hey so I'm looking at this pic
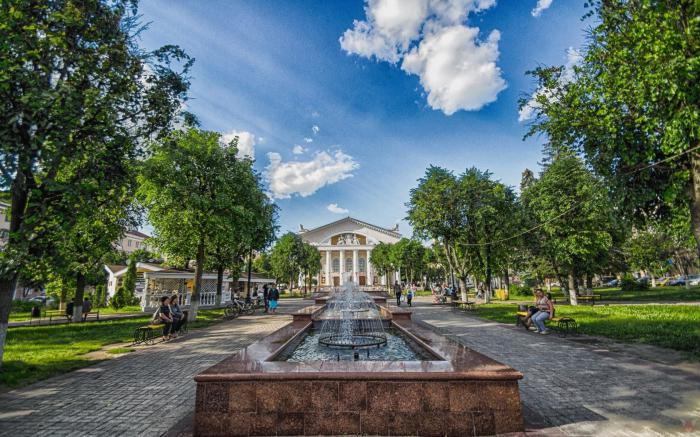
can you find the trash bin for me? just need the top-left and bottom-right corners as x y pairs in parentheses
(31, 305), (41, 318)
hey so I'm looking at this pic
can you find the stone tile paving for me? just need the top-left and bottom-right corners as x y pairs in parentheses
(410, 299), (700, 436)
(0, 299), (309, 437)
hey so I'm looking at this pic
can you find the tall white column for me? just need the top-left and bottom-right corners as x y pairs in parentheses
(339, 250), (345, 285)
(366, 249), (373, 286)
(325, 250), (332, 286)
(352, 250), (359, 283)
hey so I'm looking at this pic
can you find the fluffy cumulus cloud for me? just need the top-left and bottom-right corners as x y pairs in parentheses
(220, 130), (256, 159)
(292, 145), (307, 155)
(265, 150), (360, 199)
(327, 203), (350, 214)
(339, 0), (505, 114)
(312, 125), (320, 134)
(531, 0), (554, 17)
(518, 47), (581, 122)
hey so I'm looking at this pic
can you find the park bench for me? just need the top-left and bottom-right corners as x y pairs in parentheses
(577, 294), (602, 305)
(515, 308), (578, 337)
(452, 300), (475, 311)
(44, 309), (100, 324)
(133, 311), (189, 345)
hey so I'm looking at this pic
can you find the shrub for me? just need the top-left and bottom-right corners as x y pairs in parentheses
(510, 284), (533, 296)
(620, 275), (649, 291)
(11, 299), (36, 313)
(110, 287), (127, 309)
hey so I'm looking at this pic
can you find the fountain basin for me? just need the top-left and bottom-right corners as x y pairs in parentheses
(193, 306), (524, 436)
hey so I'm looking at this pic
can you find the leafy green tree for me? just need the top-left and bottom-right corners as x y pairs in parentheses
(270, 233), (306, 291)
(138, 128), (247, 319)
(122, 256), (137, 300)
(370, 242), (394, 292)
(253, 252), (274, 277)
(300, 243), (321, 295)
(0, 0), (191, 366)
(523, 0), (700, 256)
(521, 150), (615, 304)
(390, 239), (425, 285)
(625, 226), (673, 287)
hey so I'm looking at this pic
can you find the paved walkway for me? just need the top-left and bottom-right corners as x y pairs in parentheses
(0, 300), (308, 437)
(410, 298), (700, 436)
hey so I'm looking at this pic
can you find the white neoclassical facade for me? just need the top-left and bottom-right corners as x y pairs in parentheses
(299, 217), (401, 288)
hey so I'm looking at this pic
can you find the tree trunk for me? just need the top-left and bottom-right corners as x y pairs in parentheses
(484, 247), (492, 303)
(504, 270), (510, 293)
(689, 148), (700, 260)
(568, 272), (579, 306)
(546, 278), (552, 293)
(586, 274), (593, 294)
(59, 287), (68, 312)
(459, 277), (468, 302)
(246, 249), (253, 299)
(651, 273), (656, 288)
(191, 238), (205, 320)
(215, 265), (224, 306)
(0, 276), (17, 368)
(72, 272), (86, 323)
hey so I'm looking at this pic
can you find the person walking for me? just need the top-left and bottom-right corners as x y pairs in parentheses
(268, 285), (280, 313)
(407, 284), (416, 307)
(393, 281), (402, 306)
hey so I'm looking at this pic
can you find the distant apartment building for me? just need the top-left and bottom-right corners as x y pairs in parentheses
(118, 230), (150, 254)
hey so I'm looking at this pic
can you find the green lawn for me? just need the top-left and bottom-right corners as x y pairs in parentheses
(472, 303), (700, 358)
(9, 305), (145, 322)
(1, 308), (227, 389)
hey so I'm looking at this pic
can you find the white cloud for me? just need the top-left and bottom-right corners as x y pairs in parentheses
(265, 150), (360, 199)
(312, 125), (320, 134)
(220, 130), (256, 159)
(327, 203), (350, 214)
(531, 0), (553, 17)
(304, 137), (313, 143)
(292, 145), (307, 155)
(339, 0), (505, 114)
(518, 47), (581, 122)
(401, 26), (506, 114)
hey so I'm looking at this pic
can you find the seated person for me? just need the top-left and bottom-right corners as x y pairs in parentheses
(530, 289), (554, 335)
(81, 297), (92, 321)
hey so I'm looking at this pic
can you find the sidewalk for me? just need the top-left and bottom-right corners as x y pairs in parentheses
(0, 300), (307, 437)
(410, 298), (700, 435)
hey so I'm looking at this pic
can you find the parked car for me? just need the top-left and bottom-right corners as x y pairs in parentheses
(668, 276), (686, 286)
(604, 278), (619, 287)
(27, 295), (57, 306)
(687, 275), (700, 286)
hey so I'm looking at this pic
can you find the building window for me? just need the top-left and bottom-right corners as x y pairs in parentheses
(128, 240), (132, 247)
(359, 258), (366, 273)
(332, 258), (340, 273)
(345, 258), (353, 273)
(136, 241), (140, 248)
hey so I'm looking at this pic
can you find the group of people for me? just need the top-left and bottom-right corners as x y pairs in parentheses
(262, 284), (280, 313)
(154, 295), (186, 340)
(392, 282), (417, 307)
(65, 297), (93, 321)
(431, 283), (457, 303)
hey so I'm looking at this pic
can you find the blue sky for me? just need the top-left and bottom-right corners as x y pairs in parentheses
(137, 0), (587, 236)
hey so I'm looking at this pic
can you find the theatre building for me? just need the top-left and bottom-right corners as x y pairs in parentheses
(298, 217), (402, 288)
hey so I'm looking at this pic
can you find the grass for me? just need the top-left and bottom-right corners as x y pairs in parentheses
(106, 347), (135, 355)
(472, 303), (700, 358)
(0, 308), (227, 389)
(9, 305), (145, 323)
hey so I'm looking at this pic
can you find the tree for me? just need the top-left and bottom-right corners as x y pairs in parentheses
(370, 242), (394, 292)
(522, 0), (700, 257)
(300, 243), (321, 295)
(270, 233), (305, 291)
(253, 252), (274, 277)
(390, 239), (425, 285)
(521, 150), (615, 305)
(138, 128), (247, 319)
(0, 0), (191, 364)
(122, 256), (137, 301)
(625, 226), (673, 287)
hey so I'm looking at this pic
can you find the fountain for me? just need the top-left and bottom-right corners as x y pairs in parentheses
(193, 278), (525, 436)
